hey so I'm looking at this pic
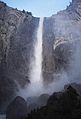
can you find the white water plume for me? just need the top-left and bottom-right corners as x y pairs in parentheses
(28, 17), (44, 96)
(18, 17), (44, 98)
(30, 17), (44, 83)
(17, 17), (70, 99)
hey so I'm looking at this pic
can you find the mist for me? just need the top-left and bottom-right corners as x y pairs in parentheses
(17, 17), (69, 99)
(17, 16), (81, 101)
(68, 41), (81, 84)
(17, 71), (69, 99)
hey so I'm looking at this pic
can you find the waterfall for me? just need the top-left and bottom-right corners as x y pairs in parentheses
(28, 17), (44, 96)
(31, 17), (44, 83)
(17, 17), (69, 99)
(17, 17), (44, 98)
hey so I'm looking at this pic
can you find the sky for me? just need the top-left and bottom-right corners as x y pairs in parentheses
(2, 0), (72, 17)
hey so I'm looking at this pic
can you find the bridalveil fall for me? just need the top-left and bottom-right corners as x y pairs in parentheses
(18, 17), (44, 98)
(29, 17), (44, 96)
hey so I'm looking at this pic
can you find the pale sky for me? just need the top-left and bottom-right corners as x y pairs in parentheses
(2, 0), (72, 17)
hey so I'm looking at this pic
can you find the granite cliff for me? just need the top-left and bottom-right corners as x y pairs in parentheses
(43, 0), (81, 82)
(0, 1), (39, 113)
(0, 0), (81, 113)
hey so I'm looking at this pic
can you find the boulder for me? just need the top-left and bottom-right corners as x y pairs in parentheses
(6, 96), (27, 119)
(64, 83), (81, 95)
(27, 94), (49, 113)
(26, 86), (81, 119)
(37, 94), (50, 106)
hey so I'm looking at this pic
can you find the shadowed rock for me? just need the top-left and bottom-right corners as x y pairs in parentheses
(6, 96), (27, 119)
(0, 0), (81, 114)
(27, 86), (81, 119)
(27, 94), (49, 113)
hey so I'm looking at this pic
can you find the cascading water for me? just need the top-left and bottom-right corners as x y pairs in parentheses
(30, 17), (44, 83)
(17, 17), (69, 99)
(17, 17), (44, 98)
(27, 17), (44, 97)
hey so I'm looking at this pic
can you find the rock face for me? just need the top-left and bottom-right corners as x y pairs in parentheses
(0, 76), (17, 114)
(0, 1), (38, 86)
(6, 96), (27, 119)
(27, 94), (49, 113)
(42, 0), (81, 82)
(0, 1), (39, 113)
(64, 83), (81, 95)
(0, 0), (81, 113)
(27, 86), (81, 119)
(42, 17), (55, 82)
